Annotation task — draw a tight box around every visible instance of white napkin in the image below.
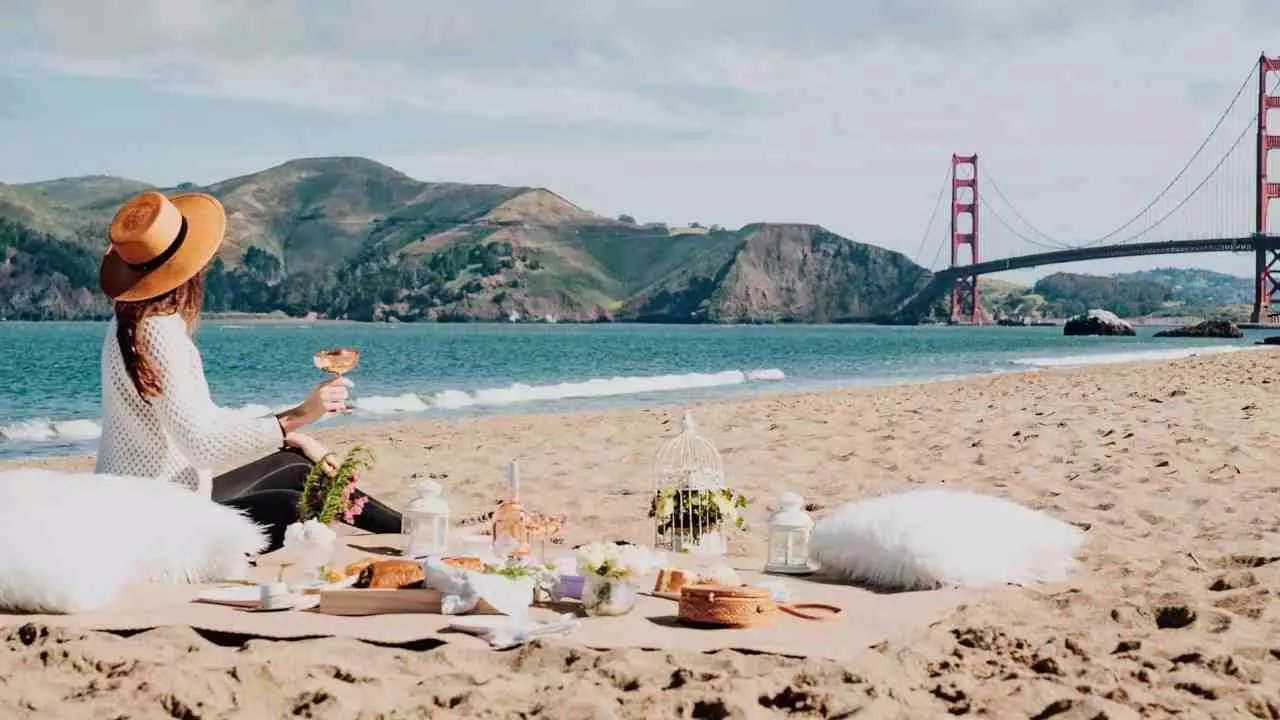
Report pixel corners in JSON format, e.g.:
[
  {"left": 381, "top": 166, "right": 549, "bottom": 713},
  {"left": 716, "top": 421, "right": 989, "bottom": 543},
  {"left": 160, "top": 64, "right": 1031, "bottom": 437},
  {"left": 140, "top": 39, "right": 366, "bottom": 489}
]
[
  {"left": 447, "top": 613, "right": 582, "bottom": 650},
  {"left": 421, "top": 557, "right": 536, "bottom": 621}
]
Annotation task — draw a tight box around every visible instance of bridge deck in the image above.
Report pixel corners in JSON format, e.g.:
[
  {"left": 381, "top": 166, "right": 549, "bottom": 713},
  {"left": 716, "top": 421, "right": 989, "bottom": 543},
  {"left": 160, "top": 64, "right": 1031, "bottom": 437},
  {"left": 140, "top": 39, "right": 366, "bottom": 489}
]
[{"left": 935, "top": 235, "right": 1274, "bottom": 280}]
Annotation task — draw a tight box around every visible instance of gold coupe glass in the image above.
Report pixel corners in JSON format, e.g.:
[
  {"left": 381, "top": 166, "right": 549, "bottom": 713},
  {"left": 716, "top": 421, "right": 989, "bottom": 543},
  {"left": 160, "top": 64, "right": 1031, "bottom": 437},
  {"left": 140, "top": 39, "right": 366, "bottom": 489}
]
[{"left": 313, "top": 348, "right": 359, "bottom": 413}]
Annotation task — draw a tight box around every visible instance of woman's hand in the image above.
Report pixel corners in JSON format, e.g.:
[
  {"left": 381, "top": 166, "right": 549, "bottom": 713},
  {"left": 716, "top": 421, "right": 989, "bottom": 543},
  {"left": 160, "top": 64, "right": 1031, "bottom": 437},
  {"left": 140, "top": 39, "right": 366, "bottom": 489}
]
[
  {"left": 276, "top": 377, "right": 352, "bottom": 434},
  {"left": 283, "top": 432, "right": 338, "bottom": 475}
]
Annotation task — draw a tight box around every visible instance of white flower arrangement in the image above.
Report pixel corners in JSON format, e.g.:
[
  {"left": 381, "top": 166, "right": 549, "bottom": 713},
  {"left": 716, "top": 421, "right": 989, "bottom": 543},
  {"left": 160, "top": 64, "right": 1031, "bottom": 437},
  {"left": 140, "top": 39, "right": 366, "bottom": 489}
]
[
  {"left": 284, "top": 518, "right": 337, "bottom": 549},
  {"left": 575, "top": 542, "right": 664, "bottom": 579}
]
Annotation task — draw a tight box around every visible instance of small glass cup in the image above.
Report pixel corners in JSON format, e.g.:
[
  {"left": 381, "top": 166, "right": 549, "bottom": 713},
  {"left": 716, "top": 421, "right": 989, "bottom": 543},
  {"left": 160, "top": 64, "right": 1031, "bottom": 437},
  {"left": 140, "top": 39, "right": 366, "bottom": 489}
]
[{"left": 313, "top": 348, "right": 359, "bottom": 413}]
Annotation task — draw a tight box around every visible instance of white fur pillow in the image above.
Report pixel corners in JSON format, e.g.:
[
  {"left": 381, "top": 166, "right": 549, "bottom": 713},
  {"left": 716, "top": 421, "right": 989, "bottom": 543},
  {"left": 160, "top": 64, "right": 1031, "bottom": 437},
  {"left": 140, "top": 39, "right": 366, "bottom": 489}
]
[
  {"left": 809, "top": 488, "right": 1084, "bottom": 591},
  {"left": 0, "top": 469, "right": 268, "bottom": 613}
]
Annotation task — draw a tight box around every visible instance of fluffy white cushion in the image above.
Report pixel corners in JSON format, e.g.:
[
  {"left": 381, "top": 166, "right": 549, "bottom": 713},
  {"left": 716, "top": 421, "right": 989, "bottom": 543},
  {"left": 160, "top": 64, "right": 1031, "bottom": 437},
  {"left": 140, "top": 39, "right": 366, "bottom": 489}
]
[
  {"left": 809, "top": 488, "right": 1084, "bottom": 591},
  {"left": 0, "top": 468, "right": 268, "bottom": 613}
]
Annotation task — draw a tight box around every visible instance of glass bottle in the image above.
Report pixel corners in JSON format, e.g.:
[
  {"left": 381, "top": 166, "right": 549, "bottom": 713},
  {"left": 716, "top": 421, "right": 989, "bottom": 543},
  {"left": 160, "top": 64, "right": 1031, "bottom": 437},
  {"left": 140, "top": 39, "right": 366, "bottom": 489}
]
[{"left": 491, "top": 460, "right": 530, "bottom": 559}]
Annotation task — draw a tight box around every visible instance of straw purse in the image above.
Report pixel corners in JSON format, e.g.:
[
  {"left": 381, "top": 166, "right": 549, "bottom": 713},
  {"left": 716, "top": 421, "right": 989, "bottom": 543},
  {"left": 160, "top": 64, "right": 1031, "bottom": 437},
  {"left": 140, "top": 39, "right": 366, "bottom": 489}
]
[{"left": 675, "top": 583, "right": 842, "bottom": 629}]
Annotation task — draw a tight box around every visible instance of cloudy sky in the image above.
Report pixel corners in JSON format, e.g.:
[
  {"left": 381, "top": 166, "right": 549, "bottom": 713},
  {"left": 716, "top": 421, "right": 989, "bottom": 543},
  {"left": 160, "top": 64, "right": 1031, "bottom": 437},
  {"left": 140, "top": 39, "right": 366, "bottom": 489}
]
[{"left": 1, "top": 0, "right": 1276, "bottom": 281}]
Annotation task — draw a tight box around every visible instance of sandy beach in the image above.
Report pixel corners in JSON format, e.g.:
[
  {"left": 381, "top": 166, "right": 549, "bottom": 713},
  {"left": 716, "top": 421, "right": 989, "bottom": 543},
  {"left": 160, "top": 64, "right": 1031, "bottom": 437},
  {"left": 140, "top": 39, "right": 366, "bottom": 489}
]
[{"left": 4, "top": 348, "right": 1280, "bottom": 718}]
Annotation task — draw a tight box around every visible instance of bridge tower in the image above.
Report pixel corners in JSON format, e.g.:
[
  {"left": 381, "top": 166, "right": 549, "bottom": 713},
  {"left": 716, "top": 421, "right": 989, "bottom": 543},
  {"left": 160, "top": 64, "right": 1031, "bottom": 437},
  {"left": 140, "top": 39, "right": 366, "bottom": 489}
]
[
  {"left": 949, "top": 153, "right": 981, "bottom": 324},
  {"left": 1252, "top": 53, "right": 1280, "bottom": 323}
]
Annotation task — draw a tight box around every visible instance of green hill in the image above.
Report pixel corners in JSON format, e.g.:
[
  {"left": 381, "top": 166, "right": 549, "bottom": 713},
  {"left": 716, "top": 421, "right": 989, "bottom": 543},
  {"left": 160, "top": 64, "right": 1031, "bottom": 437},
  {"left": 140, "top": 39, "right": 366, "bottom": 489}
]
[
  {"left": 1117, "top": 267, "right": 1251, "bottom": 307},
  {"left": 979, "top": 268, "right": 1253, "bottom": 321},
  {"left": 0, "top": 157, "right": 932, "bottom": 323}
]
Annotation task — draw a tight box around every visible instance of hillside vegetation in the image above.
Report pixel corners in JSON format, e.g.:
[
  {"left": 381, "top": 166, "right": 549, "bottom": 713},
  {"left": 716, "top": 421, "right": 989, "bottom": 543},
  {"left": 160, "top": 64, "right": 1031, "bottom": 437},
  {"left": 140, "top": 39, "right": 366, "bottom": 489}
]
[
  {"left": 0, "top": 157, "right": 930, "bottom": 323},
  {"left": 982, "top": 268, "right": 1253, "bottom": 321}
]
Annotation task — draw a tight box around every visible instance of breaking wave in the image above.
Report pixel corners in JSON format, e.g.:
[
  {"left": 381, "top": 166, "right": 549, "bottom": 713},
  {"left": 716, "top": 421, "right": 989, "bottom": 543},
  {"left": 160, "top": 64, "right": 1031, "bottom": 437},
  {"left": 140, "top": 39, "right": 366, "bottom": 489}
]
[
  {"left": 0, "top": 418, "right": 103, "bottom": 443},
  {"left": 1010, "top": 345, "right": 1256, "bottom": 369},
  {"left": 355, "top": 368, "right": 788, "bottom": 415},
  {"left": 1, "top": 369, "right": 787, "bottom": 442}
]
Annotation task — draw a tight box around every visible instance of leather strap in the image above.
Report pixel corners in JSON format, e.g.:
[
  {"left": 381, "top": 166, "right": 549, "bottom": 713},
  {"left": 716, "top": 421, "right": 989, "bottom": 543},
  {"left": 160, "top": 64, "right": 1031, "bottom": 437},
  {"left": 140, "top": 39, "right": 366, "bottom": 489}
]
[
  {"left": 124, "top": 217, "right": 188, "bottom": 272},
  {"left": 778, "top": 603, "right": 843, "bottom": 621}
]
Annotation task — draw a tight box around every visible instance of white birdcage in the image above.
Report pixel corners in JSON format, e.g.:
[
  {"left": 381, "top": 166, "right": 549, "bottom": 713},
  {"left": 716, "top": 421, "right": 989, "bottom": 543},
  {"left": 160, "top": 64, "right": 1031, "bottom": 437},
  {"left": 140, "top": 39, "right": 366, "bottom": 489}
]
[{"left": 651, "top": 411, "right": 729, "bottom": 555}]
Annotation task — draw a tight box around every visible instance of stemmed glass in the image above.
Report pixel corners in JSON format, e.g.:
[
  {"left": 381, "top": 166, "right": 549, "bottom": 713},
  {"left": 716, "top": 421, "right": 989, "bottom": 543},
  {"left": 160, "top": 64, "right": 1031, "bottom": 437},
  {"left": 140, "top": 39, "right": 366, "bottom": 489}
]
[{"left": 313, "top": 348, "right": 360, "bottom": 414}]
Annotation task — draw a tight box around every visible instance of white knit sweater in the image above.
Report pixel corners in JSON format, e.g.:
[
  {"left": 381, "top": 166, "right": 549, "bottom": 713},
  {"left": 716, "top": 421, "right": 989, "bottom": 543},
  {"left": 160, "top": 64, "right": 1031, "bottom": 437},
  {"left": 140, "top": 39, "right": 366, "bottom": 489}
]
[{"left": 95, "top": 314, "right": 284, "bottom": 498}]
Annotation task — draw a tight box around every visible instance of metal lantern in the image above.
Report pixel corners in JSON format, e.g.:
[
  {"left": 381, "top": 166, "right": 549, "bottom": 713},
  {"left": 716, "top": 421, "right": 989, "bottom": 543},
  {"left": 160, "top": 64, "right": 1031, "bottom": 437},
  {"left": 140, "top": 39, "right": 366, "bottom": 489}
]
[
  {"left": 652, "top": 411, "right": 727, "bottom": 555},
  {"left": 403, "top": 479, "right": 450, "bottom": 558},
  {"left": 764, "top": 492, "right": 815, "bottom": 575}
]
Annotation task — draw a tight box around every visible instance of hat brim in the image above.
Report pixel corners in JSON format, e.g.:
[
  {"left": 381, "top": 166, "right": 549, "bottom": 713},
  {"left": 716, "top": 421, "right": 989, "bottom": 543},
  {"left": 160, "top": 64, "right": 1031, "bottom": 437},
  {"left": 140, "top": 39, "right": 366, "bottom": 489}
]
[{"left": 99, "top": 193, "right": 226, "bottom": 302}]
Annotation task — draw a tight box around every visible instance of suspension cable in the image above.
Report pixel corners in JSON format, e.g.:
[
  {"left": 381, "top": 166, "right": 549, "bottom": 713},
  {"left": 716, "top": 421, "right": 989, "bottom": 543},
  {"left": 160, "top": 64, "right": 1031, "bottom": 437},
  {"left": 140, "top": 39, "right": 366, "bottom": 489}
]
[
  {"left": 1115, "top": 70, "right": 1279, "bottom": 245},
  {"left": 913, "top": 162, "right": 952, "bottom": 267},
  {"left": 977, "top": 193, "right": 1067, "bottom": 251},
  {"left": 979, "top": 167, "right": 1070, "bottom": 249},
  {"left": 1069, "top": 62, "right": 1259, "bottom": 248}
]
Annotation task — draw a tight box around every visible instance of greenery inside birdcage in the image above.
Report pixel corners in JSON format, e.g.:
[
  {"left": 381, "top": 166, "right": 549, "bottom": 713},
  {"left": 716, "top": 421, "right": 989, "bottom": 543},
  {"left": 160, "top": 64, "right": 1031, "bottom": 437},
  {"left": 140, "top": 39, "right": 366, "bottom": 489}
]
[{"left": 649, "top": 486, "right": 749, "bottom": 547}]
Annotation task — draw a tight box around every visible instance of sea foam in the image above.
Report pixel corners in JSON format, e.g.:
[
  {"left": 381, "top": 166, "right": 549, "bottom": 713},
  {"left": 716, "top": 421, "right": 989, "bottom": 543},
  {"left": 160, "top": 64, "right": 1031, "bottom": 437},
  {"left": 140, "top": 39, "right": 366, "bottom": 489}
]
[
  {"left": 357, "top": 368, "right": 787, "bottom": 414},
  {"left": 1010, "top": 344, "right": 1256, "bottom": 369},
  {"left": 0, "top": 368, "right": 788, "bottom": 441},
  {"left": 0, "top": 418, "right": 103, "bottom": 442}
]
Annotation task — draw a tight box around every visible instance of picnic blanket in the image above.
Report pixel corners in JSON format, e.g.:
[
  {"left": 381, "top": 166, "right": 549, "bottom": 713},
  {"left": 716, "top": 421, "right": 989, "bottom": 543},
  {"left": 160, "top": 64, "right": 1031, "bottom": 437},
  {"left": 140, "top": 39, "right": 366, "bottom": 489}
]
[{"left": 0, "top": 533, "right": 963, "bottom": 661}]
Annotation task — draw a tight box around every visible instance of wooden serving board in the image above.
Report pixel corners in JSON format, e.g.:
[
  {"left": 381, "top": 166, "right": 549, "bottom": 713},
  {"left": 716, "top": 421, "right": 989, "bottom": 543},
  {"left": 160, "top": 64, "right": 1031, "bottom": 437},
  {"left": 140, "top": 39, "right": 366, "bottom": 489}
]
[{"left": 316, "top": 588, "right": 501, "bottom": 616}]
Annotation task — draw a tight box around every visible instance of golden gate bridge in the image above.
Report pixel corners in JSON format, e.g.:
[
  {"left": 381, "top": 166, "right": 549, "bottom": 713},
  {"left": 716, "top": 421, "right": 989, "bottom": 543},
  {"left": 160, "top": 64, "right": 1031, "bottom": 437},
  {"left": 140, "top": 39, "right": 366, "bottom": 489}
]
[{"left": 903, "top": 53, "right": 1280, "bottom": 325}]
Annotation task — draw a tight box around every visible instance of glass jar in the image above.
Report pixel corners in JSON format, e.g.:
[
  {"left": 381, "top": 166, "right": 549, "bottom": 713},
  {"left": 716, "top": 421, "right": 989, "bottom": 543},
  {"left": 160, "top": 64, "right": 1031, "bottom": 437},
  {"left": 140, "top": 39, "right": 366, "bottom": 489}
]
[
  {"left": 402, "top": 479, "right": 450, "bottom": 558},
  {"left": 581, "top": 574, "right": 639, "bottom": 616}
]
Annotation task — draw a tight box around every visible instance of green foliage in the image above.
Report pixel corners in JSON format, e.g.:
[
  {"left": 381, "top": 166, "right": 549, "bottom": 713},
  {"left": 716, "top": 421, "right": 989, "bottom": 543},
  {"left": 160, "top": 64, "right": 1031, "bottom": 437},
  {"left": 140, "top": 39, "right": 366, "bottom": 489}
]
[
  {"left": 0, "top": 218, "right": 111, "bottom": 320},
  {"left": 297, "top": 446, "right": 375, "bottom": 525},
  {"left": 1019, "top": 272, "right": 1172, "bottom": 318},
  {"left": 1119, "top": 268, "right": 1252, "bottom": 306},
  {"left": 648, "top": 487, "right": 749, "bottom": 545}
]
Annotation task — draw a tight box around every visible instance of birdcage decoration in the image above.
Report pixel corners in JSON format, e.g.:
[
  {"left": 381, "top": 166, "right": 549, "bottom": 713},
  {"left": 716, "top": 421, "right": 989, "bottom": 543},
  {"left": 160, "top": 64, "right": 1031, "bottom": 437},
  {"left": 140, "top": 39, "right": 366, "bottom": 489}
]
[{"left": 651, "top": 410, "right": 743, "bottom": 556}]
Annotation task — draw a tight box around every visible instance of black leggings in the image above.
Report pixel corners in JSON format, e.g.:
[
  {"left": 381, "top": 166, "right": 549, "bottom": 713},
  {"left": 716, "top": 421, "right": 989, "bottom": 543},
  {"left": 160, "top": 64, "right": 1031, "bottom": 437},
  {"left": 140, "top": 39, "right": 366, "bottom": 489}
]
[{"left": 212, "top": 450, "right": 402, "bottom": 553}]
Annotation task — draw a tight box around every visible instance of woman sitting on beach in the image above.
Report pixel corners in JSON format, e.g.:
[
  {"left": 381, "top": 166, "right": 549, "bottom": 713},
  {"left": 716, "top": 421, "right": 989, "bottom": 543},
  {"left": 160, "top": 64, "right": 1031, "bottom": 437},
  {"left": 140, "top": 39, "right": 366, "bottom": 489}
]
[{"left": 93, "top": 190, "right": 402, "bottom": 551}]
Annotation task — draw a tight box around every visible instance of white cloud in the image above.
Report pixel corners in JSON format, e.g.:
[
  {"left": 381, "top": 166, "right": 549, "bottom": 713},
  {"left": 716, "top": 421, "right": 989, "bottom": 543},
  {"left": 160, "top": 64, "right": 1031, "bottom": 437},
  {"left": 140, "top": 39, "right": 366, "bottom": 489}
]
[{"left": 1, "top": 0, "right": 1278, "bottom": 277}]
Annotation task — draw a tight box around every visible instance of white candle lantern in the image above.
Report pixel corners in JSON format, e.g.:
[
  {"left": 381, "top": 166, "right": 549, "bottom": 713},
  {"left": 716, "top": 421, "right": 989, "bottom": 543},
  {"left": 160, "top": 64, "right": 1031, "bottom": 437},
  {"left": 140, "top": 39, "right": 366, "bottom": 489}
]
[
  {"left": 764, "top": 492, "right": 814, "bottom": 574},
  {"left": 403, "top": 479, "right": 450, "bottom": 558}
]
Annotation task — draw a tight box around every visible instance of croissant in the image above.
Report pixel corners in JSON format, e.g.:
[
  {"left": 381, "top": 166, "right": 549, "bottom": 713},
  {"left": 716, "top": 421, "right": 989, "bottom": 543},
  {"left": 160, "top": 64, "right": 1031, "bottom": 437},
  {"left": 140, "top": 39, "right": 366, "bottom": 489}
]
[
  {"left": 354, "top": 559, "right": 425, "bottom": 589},
  {"left": 344, "top": 558, "right": 377, "bottom": 578}
]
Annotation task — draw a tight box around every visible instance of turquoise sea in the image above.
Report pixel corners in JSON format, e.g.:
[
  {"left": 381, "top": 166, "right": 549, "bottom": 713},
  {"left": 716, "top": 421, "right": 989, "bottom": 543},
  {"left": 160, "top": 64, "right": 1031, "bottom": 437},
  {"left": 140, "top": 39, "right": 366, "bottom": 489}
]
[{"left": 0, "top": 321, "right": 1268, "bottom": 460}]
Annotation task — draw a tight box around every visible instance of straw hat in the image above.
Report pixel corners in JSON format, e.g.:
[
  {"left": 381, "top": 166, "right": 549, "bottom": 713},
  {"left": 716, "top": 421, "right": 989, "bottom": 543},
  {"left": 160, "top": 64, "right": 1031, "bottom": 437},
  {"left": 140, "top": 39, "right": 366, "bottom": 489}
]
[{"left": 99, "top": 191, "right": 226, "bottom": 301}]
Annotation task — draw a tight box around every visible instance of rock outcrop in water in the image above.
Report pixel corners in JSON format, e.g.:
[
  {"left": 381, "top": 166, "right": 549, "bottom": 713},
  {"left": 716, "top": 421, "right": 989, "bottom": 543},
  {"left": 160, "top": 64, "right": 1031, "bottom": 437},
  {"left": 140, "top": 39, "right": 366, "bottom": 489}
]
[
  {"left": 1063, "top": 309, "right": 1136, "bottom": 337},
  {"left": 1153, "top": 320, "right": 1243, "bottom": 339}
]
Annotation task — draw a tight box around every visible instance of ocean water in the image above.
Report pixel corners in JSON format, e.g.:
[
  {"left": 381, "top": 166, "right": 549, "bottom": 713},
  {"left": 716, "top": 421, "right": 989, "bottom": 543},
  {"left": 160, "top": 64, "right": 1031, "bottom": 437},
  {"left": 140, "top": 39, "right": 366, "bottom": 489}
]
[{"left": 0, "top": 321, "right": 1269, "bottom": 460}]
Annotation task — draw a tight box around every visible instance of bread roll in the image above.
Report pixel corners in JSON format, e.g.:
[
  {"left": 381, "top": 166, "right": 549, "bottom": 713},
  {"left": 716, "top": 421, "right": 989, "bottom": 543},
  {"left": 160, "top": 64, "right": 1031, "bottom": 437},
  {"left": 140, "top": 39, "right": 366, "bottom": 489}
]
[
  {"left": 354, "top": 559, "right": 425, "bottom": 589},
  {"left": 653, "top": 568, "right": 690, "bottom": 594},
  {"left": 442, "top": 556, "right": 485, "bottom": 572}
]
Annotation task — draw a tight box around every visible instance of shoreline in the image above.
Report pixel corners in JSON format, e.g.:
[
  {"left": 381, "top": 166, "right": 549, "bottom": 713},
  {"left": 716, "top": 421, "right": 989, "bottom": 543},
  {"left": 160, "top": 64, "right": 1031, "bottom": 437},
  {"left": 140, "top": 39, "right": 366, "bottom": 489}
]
[
  {"left": 7, "top": 340, "right": 1269, "bottom": 458},
  {"left": 2, "top": 342, "right": 1272, "bottom": 462},
  {"left": 4, "top": 348, "right": 1280, "bottom": 715},
  {"left": 3, "top": 313, "right": 1271, "bottom": 327}
]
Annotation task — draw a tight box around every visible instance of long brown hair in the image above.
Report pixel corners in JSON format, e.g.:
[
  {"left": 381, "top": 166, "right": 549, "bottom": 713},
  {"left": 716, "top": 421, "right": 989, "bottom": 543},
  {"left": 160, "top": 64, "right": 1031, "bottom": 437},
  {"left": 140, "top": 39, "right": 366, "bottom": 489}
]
[{"left": 115, "top": 272, "right": 205, "bottom": 398}]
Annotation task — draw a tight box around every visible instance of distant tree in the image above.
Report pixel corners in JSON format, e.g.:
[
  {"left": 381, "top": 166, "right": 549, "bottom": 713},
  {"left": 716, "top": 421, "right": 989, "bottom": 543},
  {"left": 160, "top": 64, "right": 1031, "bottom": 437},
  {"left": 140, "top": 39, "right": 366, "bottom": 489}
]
[
  {"left": 689, "top": 221, "right": 703, "bottom": 228},
  {"left": 618, "top": 214, "right": 636, "bottom": 224},
  {"left": 241, "top": 246, "right": 283, "bottom": 284}
]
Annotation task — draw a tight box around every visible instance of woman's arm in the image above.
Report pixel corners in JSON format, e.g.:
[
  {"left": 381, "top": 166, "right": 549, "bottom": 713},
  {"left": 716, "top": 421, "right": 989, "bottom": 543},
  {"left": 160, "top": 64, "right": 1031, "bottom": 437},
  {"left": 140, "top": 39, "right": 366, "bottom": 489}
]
[
  {"left": 142, "top": 316, "right": 286, "bottom": 467},
  {"left": 275, "top": 377, "right": 351, "bottom": 434}
]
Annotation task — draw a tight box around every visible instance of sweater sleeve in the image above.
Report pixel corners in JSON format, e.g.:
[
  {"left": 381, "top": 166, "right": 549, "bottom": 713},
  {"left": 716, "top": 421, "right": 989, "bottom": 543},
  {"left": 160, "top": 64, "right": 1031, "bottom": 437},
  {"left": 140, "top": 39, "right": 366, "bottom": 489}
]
[{"left": 143, "top": 316, "right": 284, "bottom": 468}]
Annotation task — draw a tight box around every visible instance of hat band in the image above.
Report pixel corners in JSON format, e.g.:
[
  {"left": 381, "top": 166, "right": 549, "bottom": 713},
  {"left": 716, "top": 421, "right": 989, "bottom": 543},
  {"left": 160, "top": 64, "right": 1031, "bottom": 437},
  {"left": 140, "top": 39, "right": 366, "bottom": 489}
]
[{"left": 123, "top": 217, "right": 188, "bottom": 273}]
